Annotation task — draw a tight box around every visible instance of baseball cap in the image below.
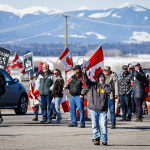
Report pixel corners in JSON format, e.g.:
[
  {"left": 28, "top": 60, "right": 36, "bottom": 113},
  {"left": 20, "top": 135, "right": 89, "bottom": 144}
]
[
  {"left": 104, "top": 66, "right": 111, "bottom": 71},
  {"left": 72, "top": 65, "right": 81, "bottom": 70},
  {"left": 135, "top": 63, "right": 140, "bottom": 66},
  {"left": 129, "top": 65, "right": 135, "bottom": 69},
  {"left": 122, "top": 65, "right": 128, "bottom": 70}
]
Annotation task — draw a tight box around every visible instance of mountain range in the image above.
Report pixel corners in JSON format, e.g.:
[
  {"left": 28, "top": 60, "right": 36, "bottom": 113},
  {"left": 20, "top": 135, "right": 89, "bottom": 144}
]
[{"left": 0, "top": 2, "right": 150, "bottom": 44}]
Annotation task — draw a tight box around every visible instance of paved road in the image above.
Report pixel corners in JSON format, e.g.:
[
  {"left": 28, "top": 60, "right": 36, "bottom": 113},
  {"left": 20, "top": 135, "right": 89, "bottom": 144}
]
[{"left": 0, "top": 111, "right": 150, "bottom": 150}]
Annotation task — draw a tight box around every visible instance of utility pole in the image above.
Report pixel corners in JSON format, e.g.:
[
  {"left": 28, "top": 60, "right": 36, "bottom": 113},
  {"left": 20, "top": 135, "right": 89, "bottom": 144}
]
[{"left": 62, "top": 14, "right": 69, "bottom": 82}]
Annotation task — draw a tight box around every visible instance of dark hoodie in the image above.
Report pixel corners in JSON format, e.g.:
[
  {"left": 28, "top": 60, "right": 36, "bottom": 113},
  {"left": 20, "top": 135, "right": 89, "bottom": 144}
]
[{"left": 84, "top": 72, "right": 112, "bottom": 112}]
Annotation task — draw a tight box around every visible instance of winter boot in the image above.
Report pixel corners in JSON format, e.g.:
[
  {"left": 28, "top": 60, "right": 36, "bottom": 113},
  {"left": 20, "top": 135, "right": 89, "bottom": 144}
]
[
  {"left": 94, "top": 137, "right": 100, "bottom": 145},
  {"left": 139, "top": 115, "right": 143, "bottom": 122},
  {"left": 32, "top": 115, "right": 38, "bottom": 121},
  {"left": 134, "top": 115, "right": 140, "bottom": 122}
]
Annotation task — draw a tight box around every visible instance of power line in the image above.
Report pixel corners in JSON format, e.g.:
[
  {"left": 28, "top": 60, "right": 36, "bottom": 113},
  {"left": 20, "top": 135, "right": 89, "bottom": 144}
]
[
  {"left": 0, "top": 14, "right": 61, "bottom": 33},
  {"left": 69, "top": 14, "right": 150, "bottom": 28},
  {"left": 0, "top": 27, "right": 65, "bottom": 44}
]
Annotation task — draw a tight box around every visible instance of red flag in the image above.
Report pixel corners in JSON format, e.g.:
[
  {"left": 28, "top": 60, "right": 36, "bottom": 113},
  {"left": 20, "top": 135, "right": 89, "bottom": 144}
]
[
  {"left": 6, "top": 64, "right": 11, "bottom": 75},
  {"left": 86, "top": 45, "right": 104, "bottom": 82},
  {"left": 61, "top": 90, "right": 70, "bottom": 112},
  {"left": 59, "top": 47, "right": 73, "bottom": 73},
  {"left": 29, "top": 81, "right": 41, "bottom": 113},
  {"left": 9, "top": 53, "right": 25, "bottom": 74}
]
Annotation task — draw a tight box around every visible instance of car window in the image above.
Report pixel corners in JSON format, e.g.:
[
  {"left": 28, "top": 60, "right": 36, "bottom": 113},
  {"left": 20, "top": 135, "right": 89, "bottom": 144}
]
[{"left": 0, "top": 71, "right": 12, "bottom": 82}]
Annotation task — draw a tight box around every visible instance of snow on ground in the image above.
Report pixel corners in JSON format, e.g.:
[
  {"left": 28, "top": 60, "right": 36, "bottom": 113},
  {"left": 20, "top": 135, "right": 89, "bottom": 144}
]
[
  {"left": 130, "top": 31, "right": 150, "bottom": 42},
  {"left": 10, "top": 55, "right": 150, "bottom": 81},
  {"left": 0, "top": 4, "right": 62, "bottom": 18},
  {"left": 77, "top": 12, "right": 84, "bottom": 17},
  {"left": 88, "top": 11, "right": 112, "bottom": 18},
  {"left": 112, "top": 13, "right": 121, "bottom": 18}
]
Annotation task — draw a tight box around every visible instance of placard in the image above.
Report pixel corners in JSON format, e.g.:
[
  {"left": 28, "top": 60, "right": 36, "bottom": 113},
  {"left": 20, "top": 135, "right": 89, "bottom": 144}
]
[
  {"left": 0, "top": 47, "right": 11, "bottom": 70},
  {"left": 23, "top": 51, "right": 34, "bottom": 72}
]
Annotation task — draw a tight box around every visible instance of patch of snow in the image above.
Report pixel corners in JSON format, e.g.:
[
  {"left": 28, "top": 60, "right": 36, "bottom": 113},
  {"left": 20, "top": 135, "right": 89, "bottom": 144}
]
[
  {"left": 132, "top": 5, "right": 146, "bottom": 12},
  {"left": 129, "top": 31, "right": 150, "bottom": 42},
  {"left": 77, "top": 12, "right": 84, "bottom": 17},
  {"left": 0, "top": 4, "right": 62, "bottom": 18},
  {"left": 112, "top": 13, "right": 121, "bottom": 18},
  {"left": 86, "top": 32, "right": 106, "bottom": 39},
  {"left": 77, "top": 6, "right": 89, "bottom": 10},
  {"left": 88, "top": 11, "right": 112, "bottom": 18},
  {"left": 69, "top": 34, "right": 87, "bottom": 38},
  {"left": 144, "top": 17, "right": 148, "bottom": 20},
  {"left": 118, "top": 2, "right": 130, "bottom": 8},
  {"left": 57, "top": 35, "right": 65, "bottom": 38}
]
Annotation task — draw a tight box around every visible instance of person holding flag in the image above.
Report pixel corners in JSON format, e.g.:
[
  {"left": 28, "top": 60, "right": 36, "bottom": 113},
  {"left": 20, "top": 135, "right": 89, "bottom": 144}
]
[
  {"left": 83, "top": 68, "right": 112, "bottom": 146},
  {"left": 64, "top": 65, "right": 89, "bottom": 128}
]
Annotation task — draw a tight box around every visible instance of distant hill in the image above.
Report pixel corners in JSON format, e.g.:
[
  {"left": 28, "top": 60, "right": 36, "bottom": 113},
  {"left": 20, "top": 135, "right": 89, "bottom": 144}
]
[{"left": 0, "top": 3, "right": 150, "bottom": 44}]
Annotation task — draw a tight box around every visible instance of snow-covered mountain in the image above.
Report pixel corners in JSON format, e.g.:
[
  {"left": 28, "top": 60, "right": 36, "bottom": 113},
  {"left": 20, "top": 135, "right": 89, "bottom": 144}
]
[{"left": 0, "top": 3, "right": 150, "bottom": 44}]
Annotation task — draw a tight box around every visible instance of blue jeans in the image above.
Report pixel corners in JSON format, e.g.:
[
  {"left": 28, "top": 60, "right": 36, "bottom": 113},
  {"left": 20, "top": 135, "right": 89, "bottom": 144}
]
[
  {"left": 34, "top": 105, "right": 39, "bottom": 116},
  {"left": 51, "top": 97, "right": 61, "bottom": 121},
  {"left": 120, "top": 94, "right": 131, "bottom": 119},
  {"left": 108, "top": 96, "right": 116, "bottom": 125},
  {"left": 90, "top": 110, "right": 107, "bottom": 142},
  {"left": 70, "top": 95, "right": 85, "bottom": 126},
  {"left": 40, "top": 95, "right": 52, "bottom": 121}
]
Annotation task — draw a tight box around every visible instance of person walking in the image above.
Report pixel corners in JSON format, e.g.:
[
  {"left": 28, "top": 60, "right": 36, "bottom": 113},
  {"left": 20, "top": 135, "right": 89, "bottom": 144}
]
[
  {"left": 64, "top": 65, "right": 88, "bottom": 128},
  {"left": 129, "top": 65, "right": 136, "bottom": 115},
  {"left": 103, "top": 66, "right": 118, "bottom": 129},
  {"left": 118, "top": 65, "right": 132, "bottom": 121},
  {"left": 51, "top": 69, "right": 64, "bottom": 124},
  {"left": 0, "top": 72, "right": 6, "bottom": 123},
  {"left": 37, "top": 63, "right": 54, "bottom": 123},
  {"left": 84, "top": 70, "right": 112, "bottom": 146},
  {"left": 132, "top": 69, "right": 146, "bottom": 122}
]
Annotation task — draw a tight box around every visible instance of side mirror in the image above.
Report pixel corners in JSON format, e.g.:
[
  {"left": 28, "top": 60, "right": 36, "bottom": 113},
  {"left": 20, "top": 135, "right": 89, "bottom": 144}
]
[{"left": 13, "top": 78, "right": 19, "bottom": 83}]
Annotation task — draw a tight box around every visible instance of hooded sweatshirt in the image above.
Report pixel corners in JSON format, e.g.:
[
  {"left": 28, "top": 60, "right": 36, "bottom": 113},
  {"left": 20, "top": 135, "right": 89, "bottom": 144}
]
[{"left": 84, "top": 72, "right": 112, "bottom": 112}]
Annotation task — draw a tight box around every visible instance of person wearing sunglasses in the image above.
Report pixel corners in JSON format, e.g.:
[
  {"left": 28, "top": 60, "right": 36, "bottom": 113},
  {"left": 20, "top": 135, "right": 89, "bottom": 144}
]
[{"left": 51, "top": 69, "right": 64, "bottom": 124}]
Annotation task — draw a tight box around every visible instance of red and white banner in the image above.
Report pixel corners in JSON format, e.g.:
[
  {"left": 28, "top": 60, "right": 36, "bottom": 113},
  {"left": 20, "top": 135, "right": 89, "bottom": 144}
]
[
  {"left": 61, "top": 90, "right": 70, "bottom": 112},
  {"left": 6, "top": 53, "right": 25, "bottom": 74},
  {"left": 59, "top": 47, "right": 73, "bottom": 73},
  {"left": 86, "top": 45, "right": 104, "bottom": 82},
  {"left": 28, "top": 81, "right": 41, "bottom": 113}
]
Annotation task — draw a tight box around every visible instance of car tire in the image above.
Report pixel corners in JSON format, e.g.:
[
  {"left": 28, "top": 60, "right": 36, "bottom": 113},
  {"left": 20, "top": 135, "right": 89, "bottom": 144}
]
[{"left": 14, "top": 94, "right": 28, "bottom": 115}]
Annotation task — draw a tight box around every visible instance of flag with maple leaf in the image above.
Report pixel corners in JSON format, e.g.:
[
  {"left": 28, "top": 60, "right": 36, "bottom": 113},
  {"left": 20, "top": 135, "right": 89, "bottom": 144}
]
[
  {"left": 59, "top": 47, "right": 73, "bottom": 73},
  {"left": 6, "top": 53, "right": 25, "bottom": 74},
  {"left": 61, "top": 90, "right": 70, "bottom": 112},
  {"left": 86, "top": 45, "right": 104, "bottom": 82}
]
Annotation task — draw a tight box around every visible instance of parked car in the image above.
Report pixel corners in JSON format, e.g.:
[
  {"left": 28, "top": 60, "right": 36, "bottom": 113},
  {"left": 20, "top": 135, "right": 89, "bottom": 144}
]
[
  {"left": 0, "top": 69, "right": 28, "bottom": 115},
  {"left": 21, "top": 66, "right": 38, "bottom": 82}
]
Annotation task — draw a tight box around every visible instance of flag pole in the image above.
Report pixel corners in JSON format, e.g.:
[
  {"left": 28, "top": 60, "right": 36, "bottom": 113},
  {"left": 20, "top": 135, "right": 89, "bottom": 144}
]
[
  {"left": 13, "top": 52, "right": 16, "bottom": 57},
  {"left": 87, "top": 44, "right": 102, "bottom": 62}
]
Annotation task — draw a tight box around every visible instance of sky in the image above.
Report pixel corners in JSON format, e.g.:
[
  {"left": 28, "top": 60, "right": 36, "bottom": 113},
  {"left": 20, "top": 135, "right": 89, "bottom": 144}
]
[{"left": 0, "top": 0, "right": 150, "bottom": 11}]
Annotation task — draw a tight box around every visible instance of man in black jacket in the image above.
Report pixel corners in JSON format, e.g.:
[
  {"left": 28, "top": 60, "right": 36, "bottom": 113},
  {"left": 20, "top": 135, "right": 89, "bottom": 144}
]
[
  {"left": 0, "top": 72, "right": 6, "bottom": 123},
  {"left": 64, "top": 65, "right": 88, "bottom": 128},
  {"left": 118, "top": 65, "right": 132, "bottom": 121}
]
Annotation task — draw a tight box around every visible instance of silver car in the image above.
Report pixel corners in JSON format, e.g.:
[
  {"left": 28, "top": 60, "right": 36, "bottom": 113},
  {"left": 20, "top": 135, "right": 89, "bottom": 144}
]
[{"left": 0, "top": 69, "right": 28, "bottom": 115}]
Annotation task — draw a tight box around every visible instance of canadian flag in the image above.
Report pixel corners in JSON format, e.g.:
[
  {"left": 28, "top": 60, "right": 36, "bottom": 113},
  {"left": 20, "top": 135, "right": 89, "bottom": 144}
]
[
  {"left": 86, "top": 45, "right": 104, "bottom": 82},
  {"left": 59, "top": 47, "right": 73, "bottom": 73},
  {"left": 6, "top": 64, "right": 11, "bottom": 75},
  {"left": 6, "top": 53, "right": 25, "bottom": 74},
  {"left": 29, "top": 81, "right": 41, "bottom": 113},
  {"left": 61, "top": 90, "right": 70, "bottom": 112}
]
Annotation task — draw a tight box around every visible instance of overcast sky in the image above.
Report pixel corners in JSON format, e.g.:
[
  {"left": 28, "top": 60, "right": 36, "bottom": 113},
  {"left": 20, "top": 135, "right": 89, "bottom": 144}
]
[{"left": 0, "top": 0, "right": 150, "bottom": 11}]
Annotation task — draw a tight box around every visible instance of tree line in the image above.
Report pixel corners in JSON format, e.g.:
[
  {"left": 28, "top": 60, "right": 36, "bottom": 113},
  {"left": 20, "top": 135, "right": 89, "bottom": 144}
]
[{"left": 0, "top": 42, "right": 150, "bottom": 56}]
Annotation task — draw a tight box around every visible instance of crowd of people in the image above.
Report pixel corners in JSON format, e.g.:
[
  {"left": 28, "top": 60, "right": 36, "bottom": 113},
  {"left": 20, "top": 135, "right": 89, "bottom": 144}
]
[
  {"left": 0, "top": 60, "right": 146, "bottom": 146},
  {"left": 29, "top": 61, "right": 149, "bottom": 146}
]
